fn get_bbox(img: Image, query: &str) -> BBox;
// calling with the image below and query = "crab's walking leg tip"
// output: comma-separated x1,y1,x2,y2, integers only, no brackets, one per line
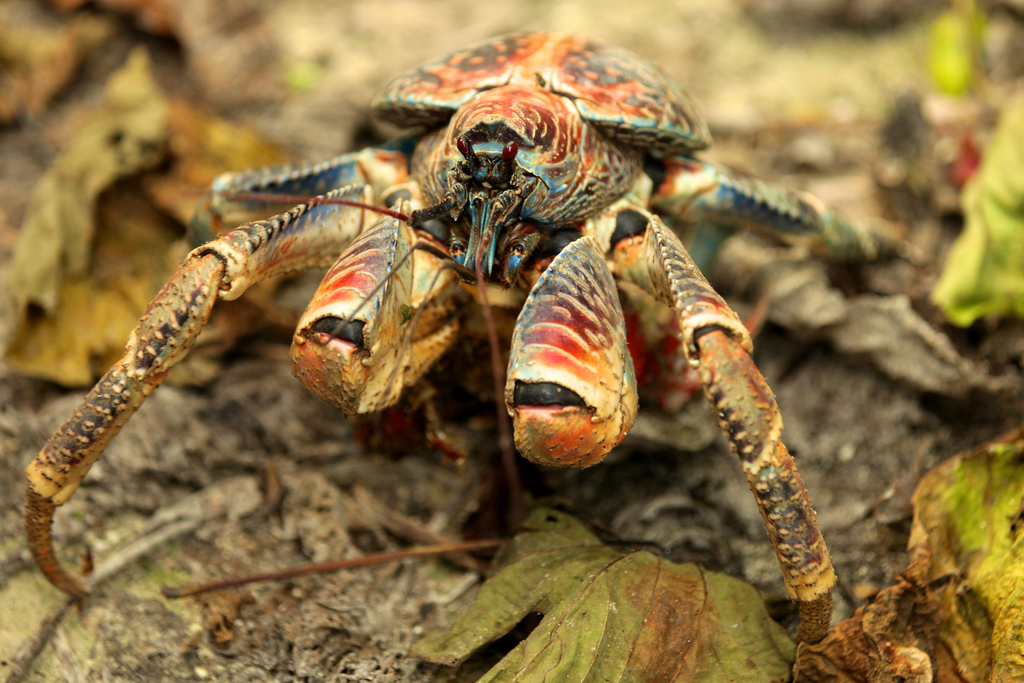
24,487,87,599
797,589,833,643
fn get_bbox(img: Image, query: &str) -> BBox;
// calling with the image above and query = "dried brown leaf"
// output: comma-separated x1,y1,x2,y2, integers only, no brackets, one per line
0,14,114,122
143,98,284,225
796,432,1024,682
5,48,171,385
794,553,940,682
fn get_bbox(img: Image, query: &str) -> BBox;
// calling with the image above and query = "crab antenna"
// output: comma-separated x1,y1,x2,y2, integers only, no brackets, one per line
218,191,413,223
315,239,432,343
377,253,467,402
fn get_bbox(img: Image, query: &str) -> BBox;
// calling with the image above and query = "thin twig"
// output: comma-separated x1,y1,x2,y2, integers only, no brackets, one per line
50,626,84,683
161,538,503,598
352,484,488,572
85,517,204,589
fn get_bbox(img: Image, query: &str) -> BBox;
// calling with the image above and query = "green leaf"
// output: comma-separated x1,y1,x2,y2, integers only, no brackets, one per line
931,98,1024,326
908,434,1024,681
413,508,795,682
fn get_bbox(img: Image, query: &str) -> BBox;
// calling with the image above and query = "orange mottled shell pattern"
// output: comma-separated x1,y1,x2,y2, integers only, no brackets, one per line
374,33,709,155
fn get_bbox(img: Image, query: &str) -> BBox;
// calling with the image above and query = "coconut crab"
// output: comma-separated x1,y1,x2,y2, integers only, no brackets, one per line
24,32,896,643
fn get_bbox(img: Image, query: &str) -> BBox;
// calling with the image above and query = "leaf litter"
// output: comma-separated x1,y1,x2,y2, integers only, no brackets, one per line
3,46,283,387
414,507,796,682
795,429,1024,682
3,3,1024,682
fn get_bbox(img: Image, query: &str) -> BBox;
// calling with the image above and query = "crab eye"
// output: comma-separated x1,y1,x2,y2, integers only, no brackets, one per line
502,142,518,160
456,137,472,159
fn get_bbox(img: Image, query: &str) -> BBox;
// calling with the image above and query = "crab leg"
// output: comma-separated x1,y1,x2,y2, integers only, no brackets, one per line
598,206,835,643
26,185,381,597
650,157,898,262
189,144,413,244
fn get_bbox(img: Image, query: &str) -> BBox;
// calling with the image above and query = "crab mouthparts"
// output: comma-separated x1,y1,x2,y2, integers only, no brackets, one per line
459,188,522,277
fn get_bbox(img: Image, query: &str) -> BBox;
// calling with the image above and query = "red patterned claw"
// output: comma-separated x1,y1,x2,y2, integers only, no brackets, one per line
505,236,637,467
291,213,459,415
291,216,416,414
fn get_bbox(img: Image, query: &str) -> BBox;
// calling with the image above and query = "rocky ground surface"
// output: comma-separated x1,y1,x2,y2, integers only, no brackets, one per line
2,0,1023,681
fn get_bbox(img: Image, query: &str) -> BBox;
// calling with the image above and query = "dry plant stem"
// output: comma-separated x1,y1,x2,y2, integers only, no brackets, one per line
86,517,204,587
50,627,83,683
161,539,504,598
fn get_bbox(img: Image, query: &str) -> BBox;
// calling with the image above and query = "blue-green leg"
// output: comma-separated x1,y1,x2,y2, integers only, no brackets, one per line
650,157,898,262
189,142,415,245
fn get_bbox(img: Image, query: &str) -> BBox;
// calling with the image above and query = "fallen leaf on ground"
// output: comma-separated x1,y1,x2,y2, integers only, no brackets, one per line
795,429,1024,682
793,553,940,682
908,431,1024,682
144,98,284,225
5,48,171,386
932,98,1024,326
6,182,184,385
0,14,113,123
413,508,795,682
4,44,289,386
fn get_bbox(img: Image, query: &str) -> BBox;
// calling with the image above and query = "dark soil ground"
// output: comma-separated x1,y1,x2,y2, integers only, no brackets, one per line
2,1,1023,681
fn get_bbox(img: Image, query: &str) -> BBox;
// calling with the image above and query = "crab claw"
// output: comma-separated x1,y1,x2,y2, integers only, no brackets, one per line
505,235,637,467
291,211,460,414
291,215,415,413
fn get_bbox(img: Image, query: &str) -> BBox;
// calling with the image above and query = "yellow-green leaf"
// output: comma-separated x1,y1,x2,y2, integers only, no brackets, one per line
413,508,795,682
908,434,1024,681
927,7,984,97
931,98,1024,326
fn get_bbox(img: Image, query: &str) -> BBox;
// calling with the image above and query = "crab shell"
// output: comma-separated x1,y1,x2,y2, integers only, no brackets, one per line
373,32,711,156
